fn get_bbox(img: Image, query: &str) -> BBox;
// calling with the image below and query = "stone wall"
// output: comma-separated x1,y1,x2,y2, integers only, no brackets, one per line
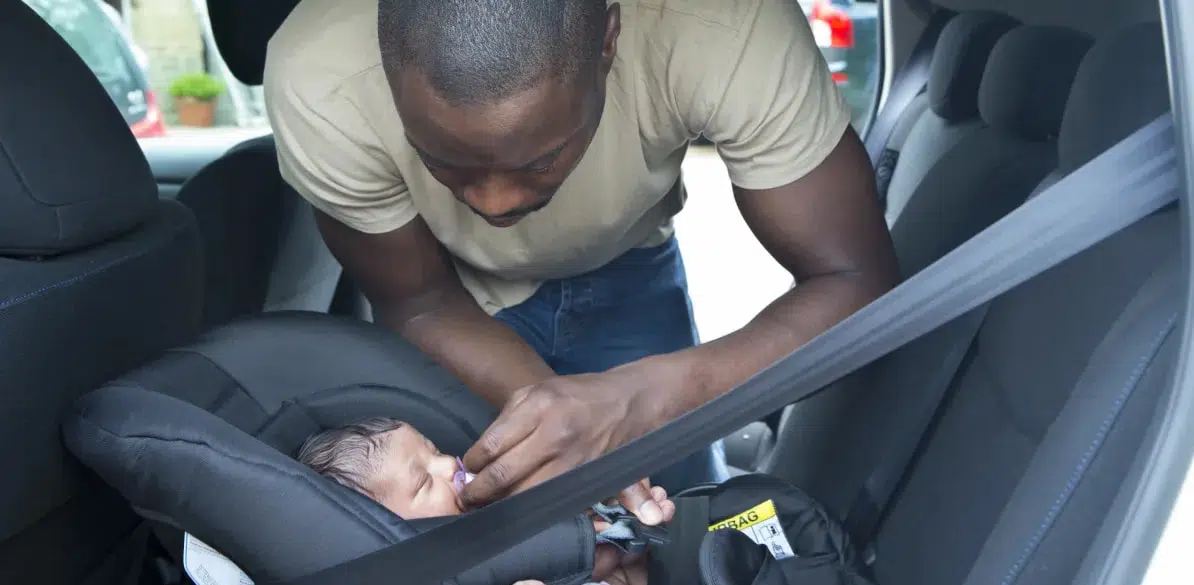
129,0,206,124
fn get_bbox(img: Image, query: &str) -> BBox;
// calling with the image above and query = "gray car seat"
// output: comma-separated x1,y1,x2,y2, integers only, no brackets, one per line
765,22,1093,484
880,10,1020,224
174,142,347,328
0,3,204,584
887,23,1093,276
778,20,1175,585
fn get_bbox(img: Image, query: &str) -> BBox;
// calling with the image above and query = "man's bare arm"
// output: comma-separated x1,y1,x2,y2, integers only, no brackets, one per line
640,125,900,419
315,210,555,407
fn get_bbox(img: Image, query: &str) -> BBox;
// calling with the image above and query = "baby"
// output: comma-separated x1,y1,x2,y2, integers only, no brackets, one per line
297,417,655,585
297,417,470,519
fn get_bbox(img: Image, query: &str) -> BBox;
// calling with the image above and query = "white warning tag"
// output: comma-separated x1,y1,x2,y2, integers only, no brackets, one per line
183,532,255,585
707,499,797,560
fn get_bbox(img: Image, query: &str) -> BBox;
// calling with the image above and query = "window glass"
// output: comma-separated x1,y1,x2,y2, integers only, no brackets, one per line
23,0,149,129
809,0,882,131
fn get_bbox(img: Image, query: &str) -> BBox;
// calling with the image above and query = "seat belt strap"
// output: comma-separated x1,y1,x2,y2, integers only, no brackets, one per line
274,115,1178,585
844,304,991,552
647,496,710,585
864,7,955,167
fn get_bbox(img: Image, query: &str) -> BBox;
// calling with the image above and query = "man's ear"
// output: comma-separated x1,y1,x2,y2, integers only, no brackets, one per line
600,3,621,73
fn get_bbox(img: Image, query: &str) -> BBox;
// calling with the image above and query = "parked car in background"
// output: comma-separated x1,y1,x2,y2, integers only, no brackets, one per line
22,0,166,138
98,0,150,71
803,0,881,128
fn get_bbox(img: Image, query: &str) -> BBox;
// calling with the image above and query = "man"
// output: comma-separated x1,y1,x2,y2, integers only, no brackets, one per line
264,0,898,531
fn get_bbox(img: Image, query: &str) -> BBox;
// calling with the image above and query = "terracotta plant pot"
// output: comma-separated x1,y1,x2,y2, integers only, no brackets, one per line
174,96,217,127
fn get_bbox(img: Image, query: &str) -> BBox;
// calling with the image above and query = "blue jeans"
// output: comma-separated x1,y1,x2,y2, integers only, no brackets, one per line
494,237,730,495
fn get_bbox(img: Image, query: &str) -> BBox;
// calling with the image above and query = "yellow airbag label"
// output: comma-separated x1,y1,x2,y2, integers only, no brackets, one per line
708,499,796,559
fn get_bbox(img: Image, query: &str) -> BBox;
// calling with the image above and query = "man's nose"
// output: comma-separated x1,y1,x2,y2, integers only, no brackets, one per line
461,178,535,218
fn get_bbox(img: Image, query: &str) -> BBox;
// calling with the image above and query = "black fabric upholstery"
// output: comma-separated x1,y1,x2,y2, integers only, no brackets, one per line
63,312,597,585
0,2,157,256
0,4,205,584
927,11,1020,122
175,135,288,327
1058,21,1172,172
208,0,299,85
978,25,1093,141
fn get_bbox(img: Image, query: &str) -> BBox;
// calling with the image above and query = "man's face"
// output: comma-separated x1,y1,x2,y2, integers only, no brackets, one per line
390,5,621,228
394,70,606,227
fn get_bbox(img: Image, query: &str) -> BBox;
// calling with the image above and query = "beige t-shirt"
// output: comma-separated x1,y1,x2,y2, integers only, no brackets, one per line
264,0,851,315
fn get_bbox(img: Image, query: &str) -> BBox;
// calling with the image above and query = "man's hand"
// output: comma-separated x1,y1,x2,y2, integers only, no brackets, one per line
459,366,679,524
589,486,674,579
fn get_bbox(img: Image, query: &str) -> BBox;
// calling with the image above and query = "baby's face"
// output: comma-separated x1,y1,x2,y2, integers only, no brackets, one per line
368,425,464,519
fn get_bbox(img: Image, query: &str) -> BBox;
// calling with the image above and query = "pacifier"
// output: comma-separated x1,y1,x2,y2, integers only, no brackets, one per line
453,457,476,493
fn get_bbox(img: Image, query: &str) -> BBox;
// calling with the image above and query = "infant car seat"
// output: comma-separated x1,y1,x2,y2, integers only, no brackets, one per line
62,312,871,585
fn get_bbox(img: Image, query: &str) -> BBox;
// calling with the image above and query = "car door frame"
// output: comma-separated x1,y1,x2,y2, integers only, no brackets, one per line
1090,1,1194,583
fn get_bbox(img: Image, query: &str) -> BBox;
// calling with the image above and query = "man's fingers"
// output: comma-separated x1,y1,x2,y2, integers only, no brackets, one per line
459,428,560,507
461,391,539,474
650,486,668,503
592,544,622,580
617,479,664,526
649,485,675,523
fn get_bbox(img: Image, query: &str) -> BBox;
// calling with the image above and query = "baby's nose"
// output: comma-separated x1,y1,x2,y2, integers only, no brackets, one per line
431,454,459,478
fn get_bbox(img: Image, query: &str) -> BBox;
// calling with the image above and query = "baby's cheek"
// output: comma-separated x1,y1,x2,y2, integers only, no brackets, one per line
436,488,465,516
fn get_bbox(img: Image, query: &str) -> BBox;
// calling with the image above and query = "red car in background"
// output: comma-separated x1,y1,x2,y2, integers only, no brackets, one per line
805,0,856,85
23,0,166,138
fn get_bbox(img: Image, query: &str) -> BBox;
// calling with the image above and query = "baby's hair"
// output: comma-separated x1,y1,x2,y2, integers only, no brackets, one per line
296,417,406,497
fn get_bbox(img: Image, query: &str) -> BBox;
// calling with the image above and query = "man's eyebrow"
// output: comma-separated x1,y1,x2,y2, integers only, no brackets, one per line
519,140,568,169
406,138,456,168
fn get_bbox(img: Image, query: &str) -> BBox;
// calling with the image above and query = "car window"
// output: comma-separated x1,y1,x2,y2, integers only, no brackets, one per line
23,0,148,127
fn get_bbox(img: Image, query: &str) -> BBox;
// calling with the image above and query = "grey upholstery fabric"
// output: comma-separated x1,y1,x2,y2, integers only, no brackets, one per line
928,11,1022,122
174,135,343,327
768,20,1175,585
890,24,1090,277
883,105,980,223
883,11,1019,224
1057,21,1171,172
977,26,1093,141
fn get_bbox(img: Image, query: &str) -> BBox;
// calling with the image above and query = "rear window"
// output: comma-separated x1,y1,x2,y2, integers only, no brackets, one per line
23,0,147,125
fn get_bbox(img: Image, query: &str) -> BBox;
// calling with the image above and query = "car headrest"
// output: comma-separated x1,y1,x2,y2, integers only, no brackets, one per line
927,11,1020,123
208,0,300,85
1058,21,1171,173
978,25,1094,141
0,1,157,256
62,312,597,584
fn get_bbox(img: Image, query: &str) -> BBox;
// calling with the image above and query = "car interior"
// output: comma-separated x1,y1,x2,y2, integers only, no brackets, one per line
0,0,1189,583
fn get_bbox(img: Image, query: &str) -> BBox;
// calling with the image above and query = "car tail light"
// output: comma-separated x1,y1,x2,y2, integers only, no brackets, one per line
131,89,168,138
810,0,854,49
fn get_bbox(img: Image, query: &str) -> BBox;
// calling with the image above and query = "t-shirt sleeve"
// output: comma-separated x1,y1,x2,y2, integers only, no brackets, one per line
697,0,854,191
265,76,417,235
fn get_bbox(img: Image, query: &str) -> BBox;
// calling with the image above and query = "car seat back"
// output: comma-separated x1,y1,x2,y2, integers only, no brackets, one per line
0,3,204,584
880,10,1019,224
174,135,346,327
773,21,1175,585
888,23,1093,276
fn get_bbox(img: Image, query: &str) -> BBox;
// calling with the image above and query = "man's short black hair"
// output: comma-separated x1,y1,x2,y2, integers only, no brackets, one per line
378,0,609,106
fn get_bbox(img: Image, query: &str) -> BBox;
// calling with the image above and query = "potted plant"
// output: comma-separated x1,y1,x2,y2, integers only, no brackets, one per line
168,72,225,128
